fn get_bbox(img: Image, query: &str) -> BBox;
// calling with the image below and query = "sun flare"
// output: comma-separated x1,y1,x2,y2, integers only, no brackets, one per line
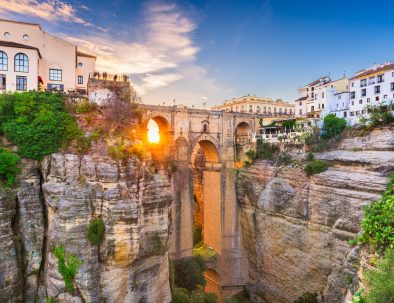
147,119,160,143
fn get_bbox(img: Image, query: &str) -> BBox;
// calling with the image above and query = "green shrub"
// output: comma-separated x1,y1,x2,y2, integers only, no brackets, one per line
193,243,217,263
172,287,190,303
364,249,394,303
306,152,315,162
256,139,279,160
356,174,394,252
352,287,366,303
45,297,55,303
0,92,81,159
364,103,394,128
53,245,82,293
304,159,328,176
293,292,318,303
245,149,256,161
173,255,206,291
0,148,20,186
276,152,292,167
322,114,347,139
189,291,218,303
74,99,97,114
87,219,105,246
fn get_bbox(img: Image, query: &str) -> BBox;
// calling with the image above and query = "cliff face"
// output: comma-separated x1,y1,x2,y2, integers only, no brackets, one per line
0,153,172,303
236,127,394,303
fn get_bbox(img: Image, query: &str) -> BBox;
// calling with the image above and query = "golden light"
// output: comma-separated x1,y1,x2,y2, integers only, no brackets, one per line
147,119,160,143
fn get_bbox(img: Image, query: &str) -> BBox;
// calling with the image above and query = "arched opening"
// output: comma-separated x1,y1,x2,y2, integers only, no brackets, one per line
145,115,171,168
174,137,189,163
191,139,222,256
235,122,252,162
204,269,221,298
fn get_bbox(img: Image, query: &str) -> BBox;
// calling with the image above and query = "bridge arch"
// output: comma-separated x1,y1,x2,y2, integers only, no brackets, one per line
174,136,189,162
235,121,252,162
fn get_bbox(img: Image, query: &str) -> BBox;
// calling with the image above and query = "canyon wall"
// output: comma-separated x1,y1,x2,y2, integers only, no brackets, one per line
236,127,394,303
0,153,172,303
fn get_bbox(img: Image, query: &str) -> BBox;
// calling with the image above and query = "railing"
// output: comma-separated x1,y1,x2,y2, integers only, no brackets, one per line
89,72,130,82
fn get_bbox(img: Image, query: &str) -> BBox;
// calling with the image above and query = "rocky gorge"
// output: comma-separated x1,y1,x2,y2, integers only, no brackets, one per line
236,126,394,303
0,153,172,303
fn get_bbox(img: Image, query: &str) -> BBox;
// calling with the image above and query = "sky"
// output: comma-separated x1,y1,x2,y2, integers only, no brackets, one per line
1,0,394,107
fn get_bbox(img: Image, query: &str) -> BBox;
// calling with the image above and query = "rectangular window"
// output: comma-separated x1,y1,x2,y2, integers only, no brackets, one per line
376,96,380,101
377,74,384,83
392,72,394,77
0,54,7,71
351,112,354,116
391,82,394,91
0,74,5,90
47,83,64,92
78,75,83,84
322,104,324,109
374,85,380,94
343,112,347,118
360,79,367,87
350,91,355,99
249,105,253,112
49,69,62,81
299,102,302,105
338,95,342,100
16,76,27,91
361,88,366,97
351,82,354,87
356,111,360,116
299,109,302,115
384,95,388,99
368,77,375,85
322,92,324,98
367,98,370,103
351,101,355,105
362,110,366,115
359,100,362,104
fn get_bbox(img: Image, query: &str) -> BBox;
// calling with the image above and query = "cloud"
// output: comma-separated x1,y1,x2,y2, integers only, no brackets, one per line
64,2,200,95
0,0,93,26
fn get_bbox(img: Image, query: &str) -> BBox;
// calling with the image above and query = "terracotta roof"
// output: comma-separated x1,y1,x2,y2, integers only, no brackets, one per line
295,96,308,102
350,63,394,80
0,19,41,29
77,51,96,59
0,40,41,58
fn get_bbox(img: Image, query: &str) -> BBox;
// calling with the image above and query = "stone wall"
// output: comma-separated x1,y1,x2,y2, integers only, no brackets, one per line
0,153,172,303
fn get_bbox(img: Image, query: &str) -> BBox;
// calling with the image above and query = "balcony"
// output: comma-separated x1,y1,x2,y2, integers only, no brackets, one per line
89,72,130,82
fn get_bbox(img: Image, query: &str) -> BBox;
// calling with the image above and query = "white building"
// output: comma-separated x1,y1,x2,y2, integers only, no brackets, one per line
295,76,349,120
348,62,394,125
0,19,96,93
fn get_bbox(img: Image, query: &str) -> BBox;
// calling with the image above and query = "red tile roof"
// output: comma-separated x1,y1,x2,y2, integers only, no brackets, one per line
350,63,394,80
0,40,41,58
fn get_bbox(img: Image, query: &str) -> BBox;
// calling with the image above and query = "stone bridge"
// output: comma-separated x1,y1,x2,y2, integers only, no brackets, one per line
140,104,287,298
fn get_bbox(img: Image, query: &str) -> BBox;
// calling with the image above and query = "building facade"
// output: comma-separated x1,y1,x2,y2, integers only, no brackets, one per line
0,19,96,93
212,95,294,116
348,62,394,125
294,76,349,119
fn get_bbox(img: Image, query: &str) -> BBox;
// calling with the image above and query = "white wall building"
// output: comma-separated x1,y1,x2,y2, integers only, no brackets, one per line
294,76,349,120
0,19,96,93
348,62,394,125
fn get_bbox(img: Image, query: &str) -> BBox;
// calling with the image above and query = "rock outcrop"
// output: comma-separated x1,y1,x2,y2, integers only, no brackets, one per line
0,153,172,303
236,127,394,303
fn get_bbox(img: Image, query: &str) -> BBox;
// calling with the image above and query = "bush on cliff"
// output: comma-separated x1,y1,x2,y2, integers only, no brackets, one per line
173,255,206,291
256,139,279,160
87,218,105,246
53,245,83,293
356,174,394,252
293,292,318,303
364,249,394,303
304,159,328,176
322,114,347,139
0,147,20,186
0,92,81,159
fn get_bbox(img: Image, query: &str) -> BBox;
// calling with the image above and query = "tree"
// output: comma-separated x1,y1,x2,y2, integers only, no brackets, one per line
322,114,347,138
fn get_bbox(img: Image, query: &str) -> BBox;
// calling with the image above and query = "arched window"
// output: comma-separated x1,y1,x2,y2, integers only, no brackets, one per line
0,51,7,71
14,53,28,72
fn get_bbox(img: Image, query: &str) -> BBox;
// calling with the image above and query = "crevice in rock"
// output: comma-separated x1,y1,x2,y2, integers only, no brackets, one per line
37,168,48,299
11,194,26,301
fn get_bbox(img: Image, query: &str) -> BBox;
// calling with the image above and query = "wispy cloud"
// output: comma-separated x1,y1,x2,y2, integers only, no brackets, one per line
65,2,200,95
0,0,93,26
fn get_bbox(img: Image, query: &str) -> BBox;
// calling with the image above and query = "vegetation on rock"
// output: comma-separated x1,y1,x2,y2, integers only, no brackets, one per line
255,139,279,160
304,159,328,176
0,147,20,186
364,249,394,303
356,174,394,252
87,218,105,246
0,92,82,159
53,245,83,293
322,114,347,139
292,292,318,303
359,103,394,129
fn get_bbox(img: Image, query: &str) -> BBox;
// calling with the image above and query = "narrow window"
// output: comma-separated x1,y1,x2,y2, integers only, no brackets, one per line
16,76,27,91
78,75,83,84
0,74,6,89
0,51,8,71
